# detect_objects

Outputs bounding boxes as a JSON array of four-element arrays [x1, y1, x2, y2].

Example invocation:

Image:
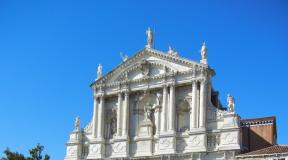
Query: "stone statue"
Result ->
[[97, 64, 102, 80], [110, 108, 117, 137], [120, 52, 128, 62], [144, 103, 153, 121], [74, 116, 80, 132], [167, 46, 178, 56], [201, 42, 207, 60], [227, 94, 235, 112], [146, 27, 153, 48]]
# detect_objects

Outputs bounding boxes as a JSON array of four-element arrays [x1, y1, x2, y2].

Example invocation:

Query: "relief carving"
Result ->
[[112, 142, 126, 153], [67, 146, 76, 156], [189, 136, 201, 146], [160, 138, 172, 148], [90, 144, 100, 154]]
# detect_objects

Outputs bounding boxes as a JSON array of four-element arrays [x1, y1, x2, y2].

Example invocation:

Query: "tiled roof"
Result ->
[[240, 116, 275, 126], [237, 145, 288, 157]]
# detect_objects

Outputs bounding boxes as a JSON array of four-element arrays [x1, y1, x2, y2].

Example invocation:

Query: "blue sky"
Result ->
[[0, 0, 287, 159]]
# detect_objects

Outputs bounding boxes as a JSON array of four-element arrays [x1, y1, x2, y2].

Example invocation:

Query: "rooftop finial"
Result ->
[[146, 27, 154, 49], [74, 116, 81, 132], [200, 42, 208, 65], [97, 64, 102, 80]]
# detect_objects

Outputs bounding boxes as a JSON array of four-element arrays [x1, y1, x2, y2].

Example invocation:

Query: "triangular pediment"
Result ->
[[91, 48, 207, 86]]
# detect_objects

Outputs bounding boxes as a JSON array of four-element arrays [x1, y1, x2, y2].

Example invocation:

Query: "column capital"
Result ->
[[162, 83, 168, 88], [198, 77, 208, 84], [96, 92, 105, 98], [192, 80, 197, 85]]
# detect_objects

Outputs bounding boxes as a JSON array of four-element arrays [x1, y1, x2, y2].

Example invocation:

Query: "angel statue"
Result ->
[[227, 94, 235, 112], [120, 52, 128, 62]]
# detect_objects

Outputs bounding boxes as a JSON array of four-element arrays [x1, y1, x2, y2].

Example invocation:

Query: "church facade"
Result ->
[[64, 28, 242, 160]]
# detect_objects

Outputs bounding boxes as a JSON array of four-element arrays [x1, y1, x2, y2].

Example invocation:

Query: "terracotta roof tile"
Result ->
[[238, 145, 288, 157]]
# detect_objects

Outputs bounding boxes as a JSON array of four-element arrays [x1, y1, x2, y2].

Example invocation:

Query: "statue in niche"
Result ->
[[227, 94, 235, 112], [176, 99, 190, 133], [144, 103, 153, 121], [106, 108, 117, 139]]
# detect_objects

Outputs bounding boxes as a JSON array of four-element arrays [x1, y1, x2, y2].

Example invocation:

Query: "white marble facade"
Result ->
[[65, 28, 241, 160]]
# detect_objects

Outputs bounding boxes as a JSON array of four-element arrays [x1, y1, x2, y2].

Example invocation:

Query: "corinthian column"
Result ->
[[160, 85, 168, 132], [122, 91, 129, 137], [116, 92, 122, 136], [190, 81, 197, 129], [97, 95, 105, 139], [168, 85, 175, 132], [92, 96, 98, 138], [199, 79, 207, 129]]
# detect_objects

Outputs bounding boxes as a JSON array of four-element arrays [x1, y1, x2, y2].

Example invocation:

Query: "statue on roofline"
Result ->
[[74, 116, 80, 132], [200, 42, 208, 65], [120, 52, 128, 62], [146, 27, 153, 48], [227, 94, 235, 112], [97, 64, 102, 80]]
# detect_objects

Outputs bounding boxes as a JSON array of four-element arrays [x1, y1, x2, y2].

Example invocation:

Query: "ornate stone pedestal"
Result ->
[[65, 131, 82, 160], [158, 134, 176, 155], [186, 132, 207, 152], [134, 120, 154, 157], [86, 139, 105, 159], [110, 137, 129, 158]]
